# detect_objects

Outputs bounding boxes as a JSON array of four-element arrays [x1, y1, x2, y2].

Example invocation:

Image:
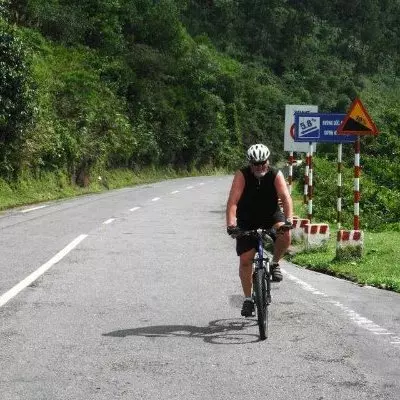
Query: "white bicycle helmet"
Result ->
[[246, 144, 270, 163]]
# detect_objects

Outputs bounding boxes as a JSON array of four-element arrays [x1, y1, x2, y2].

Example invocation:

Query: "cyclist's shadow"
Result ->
[[103, 318, 260, 344]]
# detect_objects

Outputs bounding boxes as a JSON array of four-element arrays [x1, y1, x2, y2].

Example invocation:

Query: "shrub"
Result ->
[[0, 21, 36, 178], [307, 156, 400, 231]]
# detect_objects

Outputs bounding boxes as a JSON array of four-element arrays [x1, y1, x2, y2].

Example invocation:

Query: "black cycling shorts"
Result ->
[[236, 210, 285, 256]]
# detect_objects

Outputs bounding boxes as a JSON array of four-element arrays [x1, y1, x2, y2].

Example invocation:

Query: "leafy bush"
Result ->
[[308, 156, 400, 231], [1, 0, 400, 199], [0, 20, 36, 178]]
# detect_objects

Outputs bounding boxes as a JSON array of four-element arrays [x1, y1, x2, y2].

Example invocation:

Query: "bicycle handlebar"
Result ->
[[229, 224, 292, 240], [232, 228, 275, 241], [236, 228, 273, 236]]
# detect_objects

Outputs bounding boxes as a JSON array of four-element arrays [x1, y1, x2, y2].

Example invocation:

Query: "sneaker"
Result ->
[[271, 263, 283, 282], [241, 299, 254, 317]]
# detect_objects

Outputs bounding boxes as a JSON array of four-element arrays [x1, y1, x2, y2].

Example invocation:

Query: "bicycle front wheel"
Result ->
[[253, 268, 268, 340]]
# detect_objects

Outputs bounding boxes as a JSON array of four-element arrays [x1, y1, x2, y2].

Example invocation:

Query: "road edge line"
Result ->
[[0, 234, 88, 307]]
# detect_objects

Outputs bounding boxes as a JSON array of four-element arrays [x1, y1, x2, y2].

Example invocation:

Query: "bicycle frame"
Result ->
[[253, 229, 272, 305]]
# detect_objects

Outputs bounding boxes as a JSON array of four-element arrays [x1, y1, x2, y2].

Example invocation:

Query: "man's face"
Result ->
[[250, 160, 269, 178]]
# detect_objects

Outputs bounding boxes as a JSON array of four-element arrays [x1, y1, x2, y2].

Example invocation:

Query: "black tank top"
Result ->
[[236, 166, 279, 227]]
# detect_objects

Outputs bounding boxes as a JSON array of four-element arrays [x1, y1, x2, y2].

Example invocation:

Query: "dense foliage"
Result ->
[[1, 0, 399, 229], [0, 19, 35, 179]]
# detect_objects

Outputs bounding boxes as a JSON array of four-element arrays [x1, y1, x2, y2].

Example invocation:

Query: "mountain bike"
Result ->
[[236, 229, 274, 340], [233, 225, 292, 340]]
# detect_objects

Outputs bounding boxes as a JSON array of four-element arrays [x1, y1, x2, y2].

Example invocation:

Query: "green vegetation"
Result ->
[[289, 230, 400, 293], [1, 1, 399, 195], [290, 181, 400, 293], [0, 166, 226, 211]]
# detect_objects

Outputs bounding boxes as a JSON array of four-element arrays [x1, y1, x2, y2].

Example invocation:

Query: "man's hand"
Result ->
[[227, 225, 240, 238]]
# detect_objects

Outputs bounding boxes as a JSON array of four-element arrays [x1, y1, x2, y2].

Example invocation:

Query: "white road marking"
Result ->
[[103, 218, 115, 225], [151, 197, 160, 202], [186, 186, 194, 189], [21, 205, 47, 213], [171, 190, 179, 194], [282, 268, 400, 348], [130, 206, 141, 212], [0, 234, 88, 307]]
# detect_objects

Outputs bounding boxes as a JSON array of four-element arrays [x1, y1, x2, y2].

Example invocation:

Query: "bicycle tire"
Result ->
[[253, 268, 268, 340]]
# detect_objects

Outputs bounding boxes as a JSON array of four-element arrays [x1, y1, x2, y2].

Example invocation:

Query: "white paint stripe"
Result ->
[[199, 183, 205, 186], [364, 324, 381, 329], [367, 326, 390, 332], [151, 197, 160, 202], [103, 218, 115, 225], [186, 186, 194, 189], [282, 268, 400, 347], [130, 206, 141, 212], [0, 234, 88, 307], [355, 318, 374, 324], [21, 205, 47, 213], [312, 291, 326, 296], [171, 190, 179, 194]]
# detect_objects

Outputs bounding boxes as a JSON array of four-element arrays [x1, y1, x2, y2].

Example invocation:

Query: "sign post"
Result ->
[[337, 98, 379, 230], [308, 143, 313, 221], [337, 143, 343, 229], [284, 105, 318, 195], [336, 97, 379, 258]]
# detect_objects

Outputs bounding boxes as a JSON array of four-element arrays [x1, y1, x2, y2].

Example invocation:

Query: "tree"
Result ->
[[0, 21, 35, 178]]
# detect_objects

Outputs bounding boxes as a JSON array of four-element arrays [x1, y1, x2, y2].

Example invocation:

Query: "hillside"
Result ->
[[1, 0, 400, 229]]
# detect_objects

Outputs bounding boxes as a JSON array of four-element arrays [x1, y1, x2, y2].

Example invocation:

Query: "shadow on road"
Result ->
[[103, 318, 260, 344]]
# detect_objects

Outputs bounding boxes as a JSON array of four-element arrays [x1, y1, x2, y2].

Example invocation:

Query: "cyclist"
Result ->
[[226, 144, 293, 317]]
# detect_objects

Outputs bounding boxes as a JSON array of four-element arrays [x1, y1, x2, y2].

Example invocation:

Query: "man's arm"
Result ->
[[274, 171, 293, 222], [226, 171, 245, 227]]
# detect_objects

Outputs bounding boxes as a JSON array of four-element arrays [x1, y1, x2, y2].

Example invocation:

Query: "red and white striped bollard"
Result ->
[[354, 138, 361, 230]]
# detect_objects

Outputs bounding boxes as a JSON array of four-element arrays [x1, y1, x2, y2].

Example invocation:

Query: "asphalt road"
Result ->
[[1, 176, 399, 399]]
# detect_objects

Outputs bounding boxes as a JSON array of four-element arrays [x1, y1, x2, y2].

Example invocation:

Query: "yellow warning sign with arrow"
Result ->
[[337, 98, 379, 135]]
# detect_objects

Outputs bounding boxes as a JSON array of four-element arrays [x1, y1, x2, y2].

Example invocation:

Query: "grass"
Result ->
[[289, 218, 400, 294], [288, 181, 400, 293], [0, 166, 228, 212]]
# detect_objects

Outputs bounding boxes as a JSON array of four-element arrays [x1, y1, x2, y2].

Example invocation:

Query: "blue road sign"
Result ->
[[294, 113, 356, 143]]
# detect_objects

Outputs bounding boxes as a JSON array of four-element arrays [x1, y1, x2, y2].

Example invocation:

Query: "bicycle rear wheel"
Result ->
[[253, 268, 268, 340]]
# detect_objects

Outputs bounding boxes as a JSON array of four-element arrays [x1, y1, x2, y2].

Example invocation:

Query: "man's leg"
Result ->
[[239, 248, 256, 297], [272, 222, 291, 262], [270, 222, 291, 281], [239, 248, 256, 316]]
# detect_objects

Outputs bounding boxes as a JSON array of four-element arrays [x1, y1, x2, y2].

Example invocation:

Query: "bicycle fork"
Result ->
[[263, 259, 272, 304], [253, 259, 272, 305]]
